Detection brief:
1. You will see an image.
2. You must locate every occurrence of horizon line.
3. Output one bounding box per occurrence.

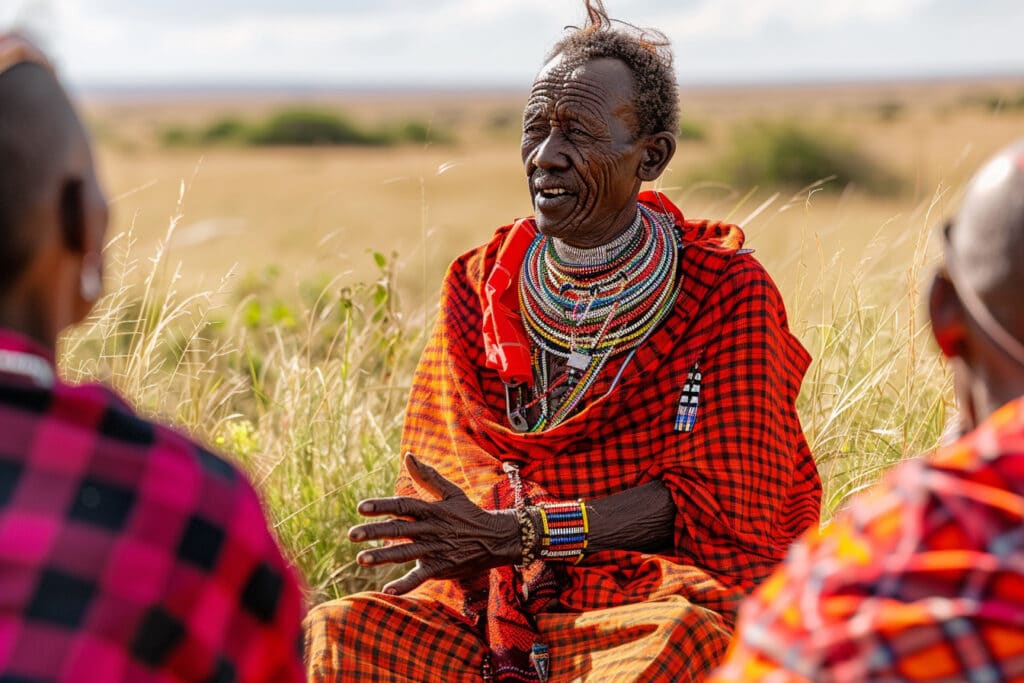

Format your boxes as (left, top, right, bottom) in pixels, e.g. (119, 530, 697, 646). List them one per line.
(72, 66, 1024, 100)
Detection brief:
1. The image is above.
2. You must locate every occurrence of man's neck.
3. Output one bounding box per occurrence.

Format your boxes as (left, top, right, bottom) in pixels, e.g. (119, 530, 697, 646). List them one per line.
(0, 295, 58, 354)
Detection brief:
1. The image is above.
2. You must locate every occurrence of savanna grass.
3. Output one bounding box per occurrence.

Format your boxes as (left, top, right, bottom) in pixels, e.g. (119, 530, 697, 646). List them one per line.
(61, 183, 427, 603)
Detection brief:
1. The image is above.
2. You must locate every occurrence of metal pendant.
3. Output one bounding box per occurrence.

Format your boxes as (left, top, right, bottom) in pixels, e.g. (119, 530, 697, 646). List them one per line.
(509, 410, 530, 432)
(504, 383, 531, 432)
(566, 351, 590, 372)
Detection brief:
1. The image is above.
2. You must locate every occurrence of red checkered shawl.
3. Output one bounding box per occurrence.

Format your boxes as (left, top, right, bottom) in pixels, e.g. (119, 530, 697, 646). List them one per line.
(398, 192, 821, 678)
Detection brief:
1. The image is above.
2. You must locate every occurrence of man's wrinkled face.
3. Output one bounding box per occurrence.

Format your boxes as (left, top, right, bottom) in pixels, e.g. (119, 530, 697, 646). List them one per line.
(521, 55, 646, 248)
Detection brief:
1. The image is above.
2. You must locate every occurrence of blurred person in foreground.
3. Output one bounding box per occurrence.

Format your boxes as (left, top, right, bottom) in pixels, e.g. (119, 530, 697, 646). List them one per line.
(0, 35, 305, 681)
(304, 2, 820, 680)
(709, 139, 1024, 682)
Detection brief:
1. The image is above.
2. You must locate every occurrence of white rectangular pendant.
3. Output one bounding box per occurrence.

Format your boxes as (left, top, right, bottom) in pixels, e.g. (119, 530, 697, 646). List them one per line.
(566, 351, 590, 372)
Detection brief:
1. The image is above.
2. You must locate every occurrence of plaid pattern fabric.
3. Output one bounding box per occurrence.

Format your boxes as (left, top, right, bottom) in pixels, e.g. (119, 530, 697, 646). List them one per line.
(305, 585, 734, 682)
(306, 192, 820, 682)
(0, 329, 305, 682)
(709, 396, 1024, 683)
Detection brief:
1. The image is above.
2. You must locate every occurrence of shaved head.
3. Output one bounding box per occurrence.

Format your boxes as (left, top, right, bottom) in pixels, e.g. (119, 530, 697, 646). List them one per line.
(0, 61, 88, 289)
(932, 138, 1024, 430)
(947, 140, 1024, 337)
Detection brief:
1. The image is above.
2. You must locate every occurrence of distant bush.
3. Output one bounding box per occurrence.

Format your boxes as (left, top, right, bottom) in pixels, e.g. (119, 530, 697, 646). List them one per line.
(159, 126, 191, 147)
(160, 117, 250, 147)
(388, 120, 453, 145)
(873, 100, 905, 122)
(678, 118, 707, 142)
(200, 117, 250, 144)
(703, 121, 904, 196)
(959, 90, 1024, 113)
(159, 108, 454, 148)
(248, 109, 386, 146)
(984, 91, 1024, 112)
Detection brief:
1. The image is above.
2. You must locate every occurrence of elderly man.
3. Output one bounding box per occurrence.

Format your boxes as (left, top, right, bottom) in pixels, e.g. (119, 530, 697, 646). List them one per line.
(709, 139, 1024, 682)
(306, 2, 820, 681)
(0, 37, 305, 681)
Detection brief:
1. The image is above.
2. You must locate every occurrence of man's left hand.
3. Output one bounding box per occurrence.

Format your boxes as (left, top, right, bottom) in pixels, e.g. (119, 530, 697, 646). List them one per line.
(349, 452, 521, 595)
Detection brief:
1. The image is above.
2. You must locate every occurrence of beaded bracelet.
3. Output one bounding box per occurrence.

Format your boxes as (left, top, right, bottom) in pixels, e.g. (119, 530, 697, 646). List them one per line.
(537, 500, 589, 563)
(515, 506, 538, 566)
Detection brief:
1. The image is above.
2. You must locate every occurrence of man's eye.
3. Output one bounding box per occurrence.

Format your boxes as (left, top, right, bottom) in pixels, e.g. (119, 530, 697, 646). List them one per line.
(566, 126, 589, 138)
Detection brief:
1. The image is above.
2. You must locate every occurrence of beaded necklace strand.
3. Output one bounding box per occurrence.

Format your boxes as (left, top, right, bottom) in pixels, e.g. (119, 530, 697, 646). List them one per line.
(516, 205, 680, 431)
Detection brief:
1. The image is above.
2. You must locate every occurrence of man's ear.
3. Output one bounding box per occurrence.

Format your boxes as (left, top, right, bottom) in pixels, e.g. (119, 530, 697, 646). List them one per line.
(638, 132, 676, 182)
(59, 176, 87, 254)
(930, 269, 969, 359)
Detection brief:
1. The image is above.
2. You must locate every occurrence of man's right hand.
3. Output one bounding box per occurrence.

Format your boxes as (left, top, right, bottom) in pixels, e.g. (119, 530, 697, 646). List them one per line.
(348, 453, 523, 595)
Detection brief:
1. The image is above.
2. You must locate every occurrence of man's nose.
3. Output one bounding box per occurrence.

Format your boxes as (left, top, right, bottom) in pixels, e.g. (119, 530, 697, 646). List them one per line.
(533, 129, 570, 171)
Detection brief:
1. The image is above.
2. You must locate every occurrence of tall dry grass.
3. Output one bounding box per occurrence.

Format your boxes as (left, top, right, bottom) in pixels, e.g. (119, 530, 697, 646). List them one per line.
(59, 178, 953, 604)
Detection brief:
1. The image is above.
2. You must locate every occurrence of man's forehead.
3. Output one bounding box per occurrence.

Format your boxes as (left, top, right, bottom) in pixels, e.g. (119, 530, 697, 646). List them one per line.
(528, 57, 634, 103)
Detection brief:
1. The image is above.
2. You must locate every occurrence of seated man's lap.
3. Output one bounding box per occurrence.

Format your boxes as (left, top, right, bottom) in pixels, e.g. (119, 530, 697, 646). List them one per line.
(306, 591, 731, 682)
(537, 596, 732, 682)
(304, 591, 486, 682)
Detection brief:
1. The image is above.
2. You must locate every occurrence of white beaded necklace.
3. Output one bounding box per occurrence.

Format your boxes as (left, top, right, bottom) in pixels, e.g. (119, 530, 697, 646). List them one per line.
(550, 211, 643, 266)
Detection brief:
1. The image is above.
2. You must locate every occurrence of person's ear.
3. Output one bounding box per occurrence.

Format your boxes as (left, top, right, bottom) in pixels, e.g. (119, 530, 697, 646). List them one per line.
(930, 269, 968, 359)
(637, 132, 676, 182)
(60, 173, 107, 306)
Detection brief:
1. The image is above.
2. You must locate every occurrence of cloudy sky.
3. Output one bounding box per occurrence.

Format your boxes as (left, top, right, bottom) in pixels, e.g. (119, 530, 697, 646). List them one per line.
(2, 0, 1022, 88)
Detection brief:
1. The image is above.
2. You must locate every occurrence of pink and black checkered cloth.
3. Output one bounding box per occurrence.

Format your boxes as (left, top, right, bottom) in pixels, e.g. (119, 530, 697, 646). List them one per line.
(0, 329, 305, 681)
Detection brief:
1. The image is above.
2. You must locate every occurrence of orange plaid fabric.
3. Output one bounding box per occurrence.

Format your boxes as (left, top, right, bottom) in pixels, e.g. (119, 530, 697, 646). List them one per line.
(306, 193, 820, 682)
(710, 396, 1024, 683)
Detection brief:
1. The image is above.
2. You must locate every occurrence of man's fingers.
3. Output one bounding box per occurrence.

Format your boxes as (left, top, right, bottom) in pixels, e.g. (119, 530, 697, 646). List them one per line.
(349, 519, 436, 543)
(357, 541, 430, 566)
(382, 563, 432, 596)
(357, 495, 432, 518)
(405, 453, 464, 500)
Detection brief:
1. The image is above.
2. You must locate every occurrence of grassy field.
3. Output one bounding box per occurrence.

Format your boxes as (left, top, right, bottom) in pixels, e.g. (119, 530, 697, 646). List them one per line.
(63, 77, 1024, 603)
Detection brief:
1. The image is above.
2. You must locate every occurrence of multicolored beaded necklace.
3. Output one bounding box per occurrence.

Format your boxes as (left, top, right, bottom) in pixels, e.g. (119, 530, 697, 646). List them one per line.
(516, 204, 680, 431)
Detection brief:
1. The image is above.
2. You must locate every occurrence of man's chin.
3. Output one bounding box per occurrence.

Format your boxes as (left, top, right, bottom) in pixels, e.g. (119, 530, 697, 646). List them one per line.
(535, 217, 570, 239)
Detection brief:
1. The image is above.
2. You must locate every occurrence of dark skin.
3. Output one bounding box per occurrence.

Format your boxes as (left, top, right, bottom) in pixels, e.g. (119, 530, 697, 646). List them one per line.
(929, 139, 1024, 433)
(351, 56, 679, 596)
(523, 55, 676, 248)
(0, 41, 109, 352)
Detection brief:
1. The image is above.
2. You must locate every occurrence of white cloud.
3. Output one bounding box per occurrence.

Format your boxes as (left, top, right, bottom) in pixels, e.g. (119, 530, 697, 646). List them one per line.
(652, 0, 933, 38)
(46, 0, 576, 83)
(5, 0, 1017, 87)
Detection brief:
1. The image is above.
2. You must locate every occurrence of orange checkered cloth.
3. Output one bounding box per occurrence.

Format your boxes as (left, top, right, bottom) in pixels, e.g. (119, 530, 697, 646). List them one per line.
(709, 396, 1024, 683)
(305, 193, 820, 682)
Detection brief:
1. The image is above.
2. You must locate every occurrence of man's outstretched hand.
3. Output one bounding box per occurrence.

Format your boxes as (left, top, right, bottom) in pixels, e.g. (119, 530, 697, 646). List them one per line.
(349, 453, 521, 595)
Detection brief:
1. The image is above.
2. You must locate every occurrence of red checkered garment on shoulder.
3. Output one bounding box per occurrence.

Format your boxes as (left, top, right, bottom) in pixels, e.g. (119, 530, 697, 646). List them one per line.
(709, 396, 1024, 683)
(305, 192, 821, 682)
(0, 329, 305, 682)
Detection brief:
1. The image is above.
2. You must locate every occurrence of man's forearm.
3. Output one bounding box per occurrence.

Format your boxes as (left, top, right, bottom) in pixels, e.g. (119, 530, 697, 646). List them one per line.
(525, 480, 676, 558)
